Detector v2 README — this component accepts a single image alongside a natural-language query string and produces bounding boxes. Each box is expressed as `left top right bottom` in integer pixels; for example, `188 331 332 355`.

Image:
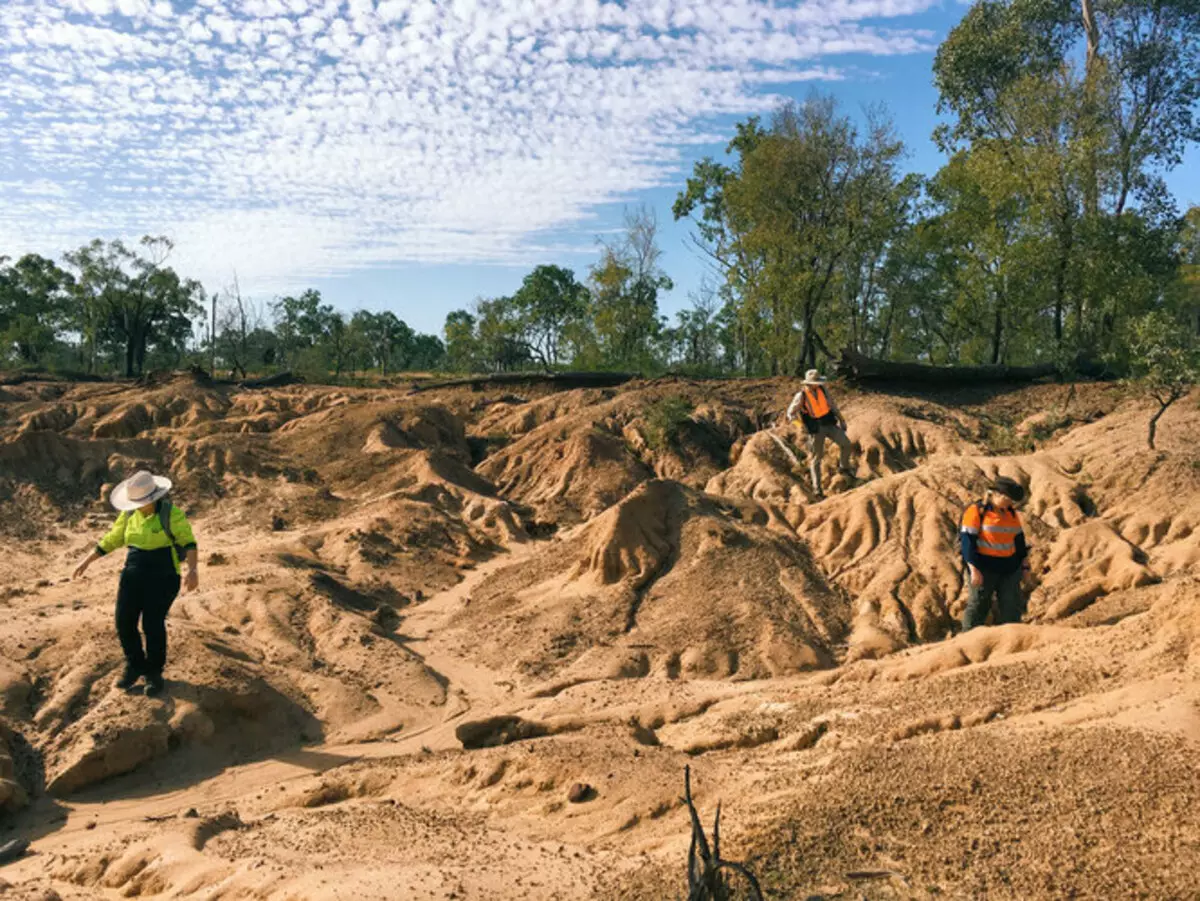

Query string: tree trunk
991 306 1003 365
1147 400 1172 450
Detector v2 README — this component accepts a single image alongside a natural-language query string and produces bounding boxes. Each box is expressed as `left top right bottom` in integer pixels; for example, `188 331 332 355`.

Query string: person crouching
72 471 199 697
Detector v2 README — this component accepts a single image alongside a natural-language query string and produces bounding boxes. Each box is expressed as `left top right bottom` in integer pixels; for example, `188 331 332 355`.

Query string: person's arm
1015 528 1029 569
75 513 128 579
960 505 983 585
826 390 847 429
171 506 200 591
72 546 103 579
786 391 803 422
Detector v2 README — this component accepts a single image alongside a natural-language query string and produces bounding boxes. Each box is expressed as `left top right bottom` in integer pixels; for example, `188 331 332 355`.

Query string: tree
675 96 906 373
589 206 671 369
668 284 724 370
1128 310 1199 448
0 254 73 366
934 0 1200 358
444 309 479 372
216 275 272 379
271 289 328 368
510 265 588 368
351 310 415 375
62 237 203 377
324 309 352 379
475 296 530 371
408 333 446 371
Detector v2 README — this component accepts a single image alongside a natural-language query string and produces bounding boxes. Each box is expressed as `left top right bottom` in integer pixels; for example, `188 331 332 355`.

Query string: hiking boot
144 674 166 698
116 667 143 691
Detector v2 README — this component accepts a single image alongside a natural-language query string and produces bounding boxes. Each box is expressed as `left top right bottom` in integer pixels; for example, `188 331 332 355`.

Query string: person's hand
72 559 91 580
184 569 199 593
838 418 848 431
970 565 984 587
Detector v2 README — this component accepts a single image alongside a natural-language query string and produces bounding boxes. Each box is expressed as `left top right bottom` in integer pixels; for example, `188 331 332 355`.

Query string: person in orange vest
960 477 1029 630
787 369 854 497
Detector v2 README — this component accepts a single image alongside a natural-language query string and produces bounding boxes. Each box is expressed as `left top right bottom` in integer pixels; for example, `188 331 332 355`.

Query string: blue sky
2 0 1197 338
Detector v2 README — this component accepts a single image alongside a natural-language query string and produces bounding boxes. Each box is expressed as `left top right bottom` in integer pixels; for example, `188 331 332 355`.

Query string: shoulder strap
158 500 178 549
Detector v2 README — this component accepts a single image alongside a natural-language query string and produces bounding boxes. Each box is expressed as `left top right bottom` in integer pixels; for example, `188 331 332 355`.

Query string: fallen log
837 350 1059 385
238 371 304 389
407 371 637 393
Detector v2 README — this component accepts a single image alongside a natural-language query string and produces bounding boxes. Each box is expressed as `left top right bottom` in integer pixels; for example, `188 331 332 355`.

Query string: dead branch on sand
683 766 765 901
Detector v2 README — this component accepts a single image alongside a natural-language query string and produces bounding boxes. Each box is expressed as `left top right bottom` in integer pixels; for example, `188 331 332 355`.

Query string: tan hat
110 470 172 511
803 369 825 385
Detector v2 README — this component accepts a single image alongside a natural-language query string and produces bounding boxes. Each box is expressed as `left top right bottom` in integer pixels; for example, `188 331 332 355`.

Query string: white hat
803 369 825 385
110 470 172 511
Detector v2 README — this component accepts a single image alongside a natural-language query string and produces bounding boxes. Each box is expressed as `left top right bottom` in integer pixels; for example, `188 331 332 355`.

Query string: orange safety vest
961 502 1023 558
800 386 832 419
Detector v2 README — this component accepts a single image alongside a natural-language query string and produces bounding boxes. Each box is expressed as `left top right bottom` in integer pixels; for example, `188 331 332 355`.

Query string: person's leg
962 571 998 631
808 430 828 494
115 571 147 684
995 569 1025 625
143 571 181 691
831 425 854 476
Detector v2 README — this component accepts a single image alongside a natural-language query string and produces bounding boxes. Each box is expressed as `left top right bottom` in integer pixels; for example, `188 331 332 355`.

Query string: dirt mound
448 479 845 684
479 423 653 524
1 376 1198 900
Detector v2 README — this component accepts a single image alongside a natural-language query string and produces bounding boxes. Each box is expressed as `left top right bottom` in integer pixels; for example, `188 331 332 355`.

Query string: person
787 369 854 497
72 471 199 697
960 477 1030 631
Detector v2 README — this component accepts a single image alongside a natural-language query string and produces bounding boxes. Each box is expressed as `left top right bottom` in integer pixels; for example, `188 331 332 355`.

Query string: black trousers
116 566 181 676
962 568 1024 631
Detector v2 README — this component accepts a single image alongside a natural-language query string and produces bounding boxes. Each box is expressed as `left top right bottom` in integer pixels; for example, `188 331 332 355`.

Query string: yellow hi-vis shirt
97 502 197 574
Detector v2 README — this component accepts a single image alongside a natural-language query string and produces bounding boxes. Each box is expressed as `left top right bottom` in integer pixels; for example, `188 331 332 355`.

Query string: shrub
643 395 694 451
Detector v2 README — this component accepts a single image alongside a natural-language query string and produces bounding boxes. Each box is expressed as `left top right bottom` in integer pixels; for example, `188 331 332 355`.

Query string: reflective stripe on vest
802 387 831 419
961 503 1022 558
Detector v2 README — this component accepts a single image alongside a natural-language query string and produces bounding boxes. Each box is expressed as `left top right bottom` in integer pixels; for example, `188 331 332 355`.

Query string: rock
47 722 171 796
567 783 594 804
0 838 29 865
455 716 548 750
0 779 28 812
271 515 287 532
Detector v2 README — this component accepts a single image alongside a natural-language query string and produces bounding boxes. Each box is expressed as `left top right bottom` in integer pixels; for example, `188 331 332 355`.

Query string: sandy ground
0 373 1197 899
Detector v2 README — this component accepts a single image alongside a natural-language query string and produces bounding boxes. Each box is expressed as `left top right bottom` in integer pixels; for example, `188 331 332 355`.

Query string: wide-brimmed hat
110 470 172 511
991 477 1026 503
803 369 825 385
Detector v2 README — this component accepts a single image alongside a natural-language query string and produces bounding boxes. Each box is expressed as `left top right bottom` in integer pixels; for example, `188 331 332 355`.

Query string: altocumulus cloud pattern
0 0 934 292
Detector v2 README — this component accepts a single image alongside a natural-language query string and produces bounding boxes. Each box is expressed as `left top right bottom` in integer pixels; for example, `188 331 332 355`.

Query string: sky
2 0 1198 337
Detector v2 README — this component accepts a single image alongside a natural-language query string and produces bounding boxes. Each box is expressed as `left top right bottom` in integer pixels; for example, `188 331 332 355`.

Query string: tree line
0 238 446 380
3 0 1198 386
443 0 1200 380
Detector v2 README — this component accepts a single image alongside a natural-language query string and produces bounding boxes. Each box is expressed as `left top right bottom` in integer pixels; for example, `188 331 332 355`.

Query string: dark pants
116 566 180 676
962 568 1024 631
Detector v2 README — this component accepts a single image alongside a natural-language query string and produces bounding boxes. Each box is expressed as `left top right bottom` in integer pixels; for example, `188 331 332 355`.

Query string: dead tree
683 766 765 901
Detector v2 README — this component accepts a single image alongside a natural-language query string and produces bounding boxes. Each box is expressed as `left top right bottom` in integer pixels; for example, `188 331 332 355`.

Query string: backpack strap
157 500 178 550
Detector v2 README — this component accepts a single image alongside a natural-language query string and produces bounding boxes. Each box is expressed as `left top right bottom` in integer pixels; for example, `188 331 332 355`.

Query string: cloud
0 0 936 294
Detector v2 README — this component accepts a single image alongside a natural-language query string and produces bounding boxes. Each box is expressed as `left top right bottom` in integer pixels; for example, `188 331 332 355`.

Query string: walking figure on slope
960 477 1029 631
787 369 855 497
72 470 199 697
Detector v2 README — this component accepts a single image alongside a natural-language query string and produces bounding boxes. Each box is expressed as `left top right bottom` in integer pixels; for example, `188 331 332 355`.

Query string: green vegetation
642 396 695 452
1128 311 1200 448
3 0 1197 385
